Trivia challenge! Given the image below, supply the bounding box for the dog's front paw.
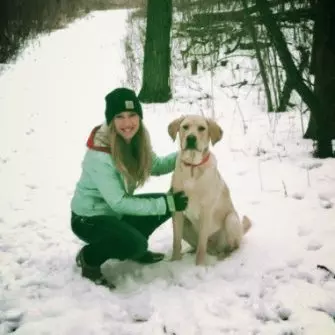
[195,254,206,266]
[170,252,182,261]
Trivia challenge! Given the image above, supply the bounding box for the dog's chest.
[181,174,222,235]
[183,178,197,193]
[184,204,200,225]
[182,178,206,228]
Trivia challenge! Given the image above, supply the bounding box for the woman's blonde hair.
[108,121,153,189]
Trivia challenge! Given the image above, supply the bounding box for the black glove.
[165,190,188,213]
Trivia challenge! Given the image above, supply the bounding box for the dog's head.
[168,115,223,164]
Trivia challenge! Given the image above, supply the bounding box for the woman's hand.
[165,191,188,212]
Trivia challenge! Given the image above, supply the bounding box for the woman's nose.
[122,116,132,126]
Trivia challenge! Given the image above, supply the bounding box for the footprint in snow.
[278,327,304,335]
[319,198,333,209]
[286,258,303,268]
[306,240,323,251]
[297,226,312,237]
[26,184,37,190]
[253,302,292,323]
[294,270,315,284]
[0,309,24,333]
[299,161,322,170]
[162,325,177,335]
[18,220,36,228]
[123,291,153,323]
[0,243,11,252]
[312,299,335,321]
[291,192,304,200]
[0,157,8,164]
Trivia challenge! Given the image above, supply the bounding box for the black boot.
[75,248,115,289]
[136,250,165,264]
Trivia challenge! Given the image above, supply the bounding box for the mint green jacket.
[71,148,177,218]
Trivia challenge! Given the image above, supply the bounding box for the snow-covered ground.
[1,9,335,335]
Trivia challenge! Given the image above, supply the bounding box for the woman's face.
[113,111,140,143]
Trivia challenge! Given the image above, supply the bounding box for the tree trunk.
[255,0,333,158]
[277,48,309,112]
[277,79,292,112]
[304,0,335,145]
[139,0,172,103]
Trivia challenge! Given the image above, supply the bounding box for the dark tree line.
[0,0,144,63]
[0,0,87,63]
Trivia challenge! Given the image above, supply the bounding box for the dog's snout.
[186,134,197,149]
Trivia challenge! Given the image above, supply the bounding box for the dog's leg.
[195,211,212,266]
[171,212,185,261]
[182,217,198,251]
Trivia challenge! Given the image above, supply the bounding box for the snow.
[1,9,335,335]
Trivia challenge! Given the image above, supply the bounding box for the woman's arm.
[151,151,177,176]
[87,152,168,216]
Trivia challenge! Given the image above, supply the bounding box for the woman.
[71,87,188,288]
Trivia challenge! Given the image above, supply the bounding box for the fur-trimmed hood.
[86,123,110,153]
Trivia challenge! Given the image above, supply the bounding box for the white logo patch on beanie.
[125,100,134,109]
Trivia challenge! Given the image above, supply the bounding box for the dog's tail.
[242,215,252,234]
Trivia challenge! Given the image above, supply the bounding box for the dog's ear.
[207,118,223,145]
[168,116,185,141]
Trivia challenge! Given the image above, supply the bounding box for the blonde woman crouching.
[70,87,188,288]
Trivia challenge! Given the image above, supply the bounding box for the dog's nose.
[186,134,197,149]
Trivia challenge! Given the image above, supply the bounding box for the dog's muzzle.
[185,135,197,149]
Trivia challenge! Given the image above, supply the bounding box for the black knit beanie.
[104,87,143,125]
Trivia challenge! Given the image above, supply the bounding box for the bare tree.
[175,0,314,113]
[255,0,333,158]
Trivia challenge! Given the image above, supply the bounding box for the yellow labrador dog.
[168,115,251,266]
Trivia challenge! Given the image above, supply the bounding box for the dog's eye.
[198,126,206,132]
[182,125,189,130]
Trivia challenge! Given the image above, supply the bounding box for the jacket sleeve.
[151,151,177,176]
[88,154,168,216]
